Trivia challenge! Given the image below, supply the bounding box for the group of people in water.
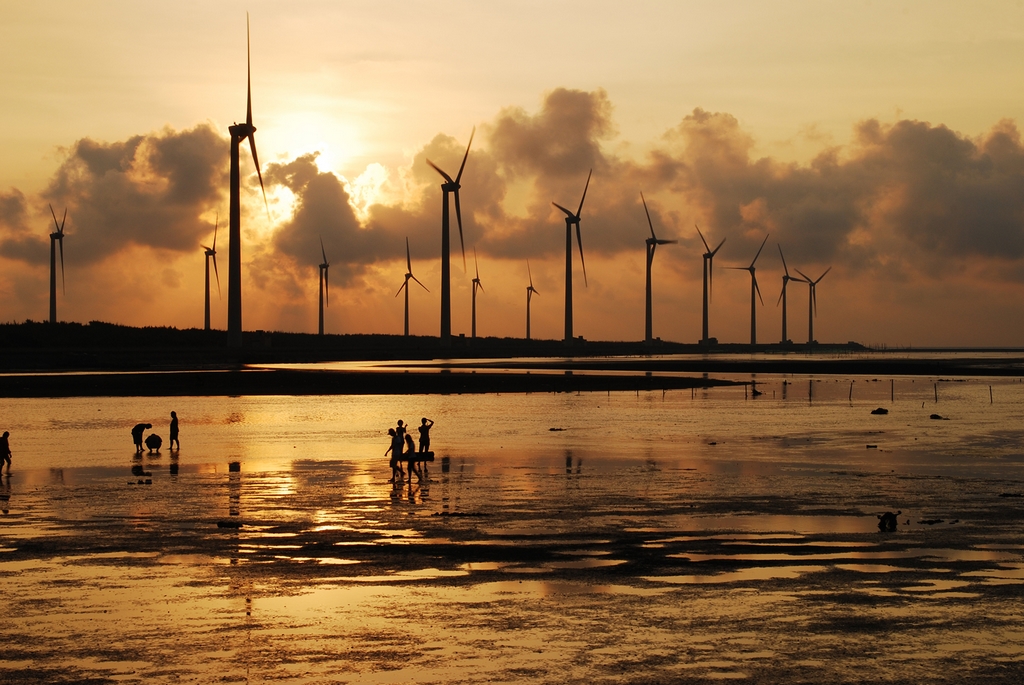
[386,417,433,483]
[132,412,179,454]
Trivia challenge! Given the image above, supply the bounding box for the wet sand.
[3,374,1024,682]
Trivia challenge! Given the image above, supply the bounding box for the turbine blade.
[474,248,479,280]
[753,273,763,306]
[59,236,65,294]
[246,14,252,127]
[660,239,678,245]
[751,233,769,267]
[396,278,408,297]
[576,222,587,286]
[528,259,534,288]
[777,243,789,276]
[552,202,575,219]
[695,224,711,252]
[426,159,454,184]
[455,127,475,184]
[324,267,329,307]
[406,237,412,272]
[213,253,221,298]
[795,268,812,282]
[776,280,785,307]
[412,274,429,292]
[815,266,832,284]
[641,191,656,240]
[576,169,592,217]
[813,286,818,317]
[49,204,60,232]
[454,190,466,271]
[213,212,219,251]
[477,280,484,293]
[248,134,269,214]
[320,236,328,264]
[60,207,67,234]
[711,237,726,256]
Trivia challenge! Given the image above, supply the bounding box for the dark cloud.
[0,188,46,264]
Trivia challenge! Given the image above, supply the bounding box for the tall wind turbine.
[526,260,539,340]
[201,216,220,331]
[227,14,268,349]
[727,234,769,345]
[795,267,831,344]
[318,237,330,336]
[776,245,803,344]
[471,248,484,339]
[696,225,726,344]
[47,205,67,324]
[396,237,429,337]
[641,192,677,344]
[552,169,591,344]
[426,128,473,347]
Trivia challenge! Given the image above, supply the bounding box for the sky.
[3,0,1024,346]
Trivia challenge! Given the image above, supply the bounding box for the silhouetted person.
[405,433,421,482]
[131,423,152,453]
[169,411,179,450]
[418,417,434,453]
[0,431,11,475]
[145,433,163,453]
[396,419,407,445]
[385,428,404,483]
[878,510,901,532]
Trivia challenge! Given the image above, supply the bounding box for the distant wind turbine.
[227,14,268,348]
[696,225,726,344]
[526,260,539,340]
[396,237,429,337]
[552,169,591,344]
[727,234,769,345]
[201,215,220,331]
[795,267,831,344]
[471,248,484,339]
[641,192,677,344]
[426,128,474,347]
[47,204,67,324]
[776,245,803,344]
[318,237,330,336]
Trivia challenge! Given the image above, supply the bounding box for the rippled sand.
[2,376,1024,682]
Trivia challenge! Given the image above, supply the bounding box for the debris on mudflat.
[929,414,949,420]
[217,520,243,528]
[877,510,901,531]
[431,511,490,517]
[548,428,566,432]
[999,493,1022,498]
[918,518,944,525]
[866,444,878,449]
[870,408,889,415]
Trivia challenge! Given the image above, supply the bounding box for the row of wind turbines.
[42,16,833,348]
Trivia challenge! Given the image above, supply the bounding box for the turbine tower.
[641,192,677,344]
[227,14,268,349]
[201,216,220,331]
[696,225,726,344]
[47,205,67,324]
[552,169,591,344]
[776,245,803,344]
[526,260,539,340]
[426,128,473,347]
[727,234,769,345]
[795,267,831,344]
[318,237,330,336]
[471,248,484,339]
[396,237,429,337]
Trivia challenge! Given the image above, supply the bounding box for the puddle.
[544,559,626,569]
[643,565,828,584]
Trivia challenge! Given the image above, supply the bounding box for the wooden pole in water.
[849,381,853,401]
[990,385,994,404]
[934,382,938,402]
[891,379,894,403]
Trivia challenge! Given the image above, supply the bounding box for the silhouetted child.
[418,417,434,453]
[169,411,179,450]
[145,433,163,453]
[385,428,404,483]
[131,423,152,453]
[404,433,421,482]
[0,431,11,475]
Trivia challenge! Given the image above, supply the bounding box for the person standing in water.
[0,431,11,475]
[404,433,421,482]
[418,418,434,453]
[385,428,404,483]
[169,411,179,450]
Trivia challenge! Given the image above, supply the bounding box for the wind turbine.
[318,237,330,336]
[201,215,220,331]
[696,225,726,344]
[426,128,473,347]
[552,169,591,344]
[47,205,67,324]
[641,192,677,344]
[396,237,429,337]
[776,245,803,344]
[526,260,539,340]
[727,234,769,345]
[795,266,831,344]
[471,248,484,339]
[227,14,268,348]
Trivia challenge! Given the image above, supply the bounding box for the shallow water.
[2,374,1024,682]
